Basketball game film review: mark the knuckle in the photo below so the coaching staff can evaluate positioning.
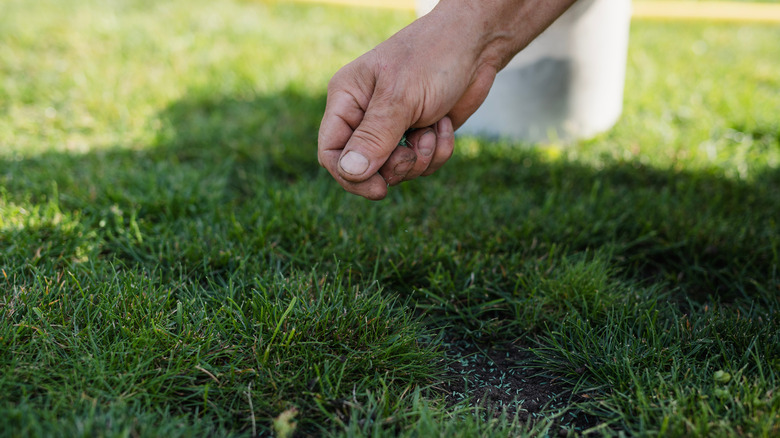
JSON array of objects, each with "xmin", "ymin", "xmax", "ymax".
[{"xmin": 350, "ymin": 128, "xmax": 393, "ymax": 155}]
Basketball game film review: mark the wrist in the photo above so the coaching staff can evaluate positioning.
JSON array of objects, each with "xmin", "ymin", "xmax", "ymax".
[{"xmin": 431, "ymin": 0, "xmax": 576, "ymax": 70}]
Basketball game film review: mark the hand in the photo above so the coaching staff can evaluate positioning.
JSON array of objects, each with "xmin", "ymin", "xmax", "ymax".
[
  {"xmin": 317, "ymin": 0, "xmax": 575, "ymax": 199},
  {"xmin": 379, "ymin": 120, "xmax": 455, "ymax": 188},
  {"xmin": 318, "ymin": 5, "xmax": 498, "ymax": 200}
]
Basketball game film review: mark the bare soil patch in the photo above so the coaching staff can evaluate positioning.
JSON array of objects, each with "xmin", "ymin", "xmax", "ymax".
[{"xmin": 439, "ymin": 337, "xmax": 600, "ymax": 435}]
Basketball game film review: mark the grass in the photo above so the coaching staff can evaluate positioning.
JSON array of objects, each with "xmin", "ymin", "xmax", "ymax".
[{"xmin": 1, "ymin": 0, "xmax": 779, "ymax": 436}]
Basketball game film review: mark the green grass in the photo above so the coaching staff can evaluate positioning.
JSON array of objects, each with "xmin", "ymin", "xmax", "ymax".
[{"xmin": 2, "ymin": 0, "xmax": 779, "ymax": 436}]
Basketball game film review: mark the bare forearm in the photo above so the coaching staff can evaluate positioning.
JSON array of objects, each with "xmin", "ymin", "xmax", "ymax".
[{"xmin": 430, "ymin": 0, "xmax": 577, "ymax": 71}]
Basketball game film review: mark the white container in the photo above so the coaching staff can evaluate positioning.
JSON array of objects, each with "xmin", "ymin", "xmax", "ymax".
[{"xmin": 417, "ymin": 0, "xmax": 632, "ymax": 142}]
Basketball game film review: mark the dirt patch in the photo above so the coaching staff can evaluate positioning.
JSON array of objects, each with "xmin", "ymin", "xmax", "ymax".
[{"xmin": 438, "ymin": 337, "xmax": 600, "ymax": 435}]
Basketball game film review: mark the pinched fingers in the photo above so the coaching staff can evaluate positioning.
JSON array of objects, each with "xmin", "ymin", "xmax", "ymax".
[
  {"xmin": 319, "ymin": 148, "xmax": 391, "ymax": 200},
  {"xmin": 420, "ymin": 116, "xmax": 454, "ymax": 177},
  {"xmin": 377, "ymin": 116, "xmax": 455, "ymax": 185},
  {"xmin": 411, "ymin": 117, "xmax": 454, "ymax": 179},
  {"xmin": 379, "ymin": 145, "xmax": 417, "ymax": 187},
  {"xmin": 319, "ymin": 123, "xmax": 394, "ymax": 200},
  {"xmin": 318, "ymin": 81, "xmax": 402, "ymax": 199}
]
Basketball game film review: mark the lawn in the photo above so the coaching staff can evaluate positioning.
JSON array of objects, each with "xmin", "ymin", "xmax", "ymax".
[{"xmin": 1, "ymin": 0, "xmax": 779, "ymax": 436}]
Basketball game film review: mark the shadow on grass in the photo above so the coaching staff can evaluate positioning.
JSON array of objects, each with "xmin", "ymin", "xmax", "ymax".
[
  {"xmin": 2, "ymin": 86, "xmax": 778, "ymax": 306},
  {"xmin": 3, "ymin": 86, "xmax": 779, "ymax": 435},
  {"xmin": 155, "ymin": 87, "xmax": 325, "ymax": 191},
  {"xmin": 456, "ymin": 143, "xmax": 779, "ymax": 302},
  {"xmin": 1, "ymin": 87, "xmax": 325, "ymax": 275}
]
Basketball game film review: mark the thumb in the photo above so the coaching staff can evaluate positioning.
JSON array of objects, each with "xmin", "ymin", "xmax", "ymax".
[{"xmin": 338, "ymin": 101, "xmax": 409, "ymax": 183}]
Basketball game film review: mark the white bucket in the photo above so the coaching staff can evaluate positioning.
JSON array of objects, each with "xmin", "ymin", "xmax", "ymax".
[{"xmin": 416, "ymin": 0, "xmax": 632, "ymax": 142}]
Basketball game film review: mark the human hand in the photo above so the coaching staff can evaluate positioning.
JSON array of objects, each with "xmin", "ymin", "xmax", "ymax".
[
  {"xmin": 317, "ymin": 6, "xmax": 499, "ymax": 199},
  {"xmin": 317, "ymin": 0, "xmax": 575, "ymax": 199}
]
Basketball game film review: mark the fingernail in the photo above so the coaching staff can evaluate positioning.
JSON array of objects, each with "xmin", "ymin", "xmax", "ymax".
[
  {"xmin": 418, "ymin": 130, "xmax": 435, "ymax": 157},
  {"xmin": 340, "ymin": 151, "xmax": 369, "ymax": 175},
  {"xmin": 393, "ymin": 158, "xmax": 414, "ymax": 176},
  {"xmin": 437, "ymin": 116, "xmax": 453, "ymax": 135}
]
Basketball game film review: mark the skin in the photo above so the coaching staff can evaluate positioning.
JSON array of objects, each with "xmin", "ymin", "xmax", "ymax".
[{"xmin": 318, "ymin": 0, "xmax": 577, "ymax": 200}]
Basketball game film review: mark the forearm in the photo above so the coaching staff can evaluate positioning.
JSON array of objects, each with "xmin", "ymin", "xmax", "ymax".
[{"xmin": 429, "ymin": 0, "xmax": 577, "ymax": 71}]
